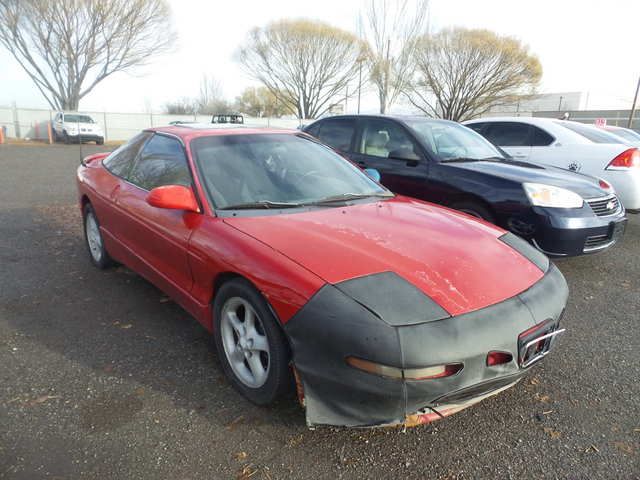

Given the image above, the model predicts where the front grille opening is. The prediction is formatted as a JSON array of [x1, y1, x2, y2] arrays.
[[584, 233, 612, 252], [587, 195, 620, 217]]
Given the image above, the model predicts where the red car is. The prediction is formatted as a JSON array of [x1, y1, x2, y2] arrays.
[[77, 125, 568, 427]]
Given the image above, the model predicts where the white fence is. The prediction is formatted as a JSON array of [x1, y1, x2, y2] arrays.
[[0, 105, 304, 142]]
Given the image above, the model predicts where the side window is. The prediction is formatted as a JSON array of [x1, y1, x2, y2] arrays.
[[484, 122, 531, 147], [129, 134, 191, 191], [103, 132, 151, 178], [531, 126, 554, 146], [466, 122, 486, 134], [304, 122, 321, 138], [317, 118, 355, 152], [358, 119, 419, 159]]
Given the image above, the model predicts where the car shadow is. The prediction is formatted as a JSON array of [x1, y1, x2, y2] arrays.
[[1, 204, 306, 435]]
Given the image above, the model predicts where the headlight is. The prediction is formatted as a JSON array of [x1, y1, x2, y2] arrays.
[[523, 183, 584, 208]]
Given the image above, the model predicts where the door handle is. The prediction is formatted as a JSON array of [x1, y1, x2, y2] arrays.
[[356, 160, 367, 167], [406, 159, 419, 167]]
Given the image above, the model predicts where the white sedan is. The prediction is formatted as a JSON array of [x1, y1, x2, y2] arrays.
[[464, 117, 640, 210]]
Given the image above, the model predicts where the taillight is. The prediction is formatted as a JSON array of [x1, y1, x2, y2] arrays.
[[346, 356, 463, 380], [486, 351, 513, 366], [606, 148, 640, 170]]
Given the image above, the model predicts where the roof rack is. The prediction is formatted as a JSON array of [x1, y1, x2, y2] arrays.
[[212, 114, 244, 124]]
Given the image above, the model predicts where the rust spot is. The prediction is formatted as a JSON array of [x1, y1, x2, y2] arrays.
[[292, 365, 305, 407]]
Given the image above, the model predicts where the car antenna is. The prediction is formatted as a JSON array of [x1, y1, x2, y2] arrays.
[[78, 117, 84, 166]]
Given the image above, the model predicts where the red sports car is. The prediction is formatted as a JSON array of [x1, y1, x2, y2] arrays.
[[77, 125, 568, 427]]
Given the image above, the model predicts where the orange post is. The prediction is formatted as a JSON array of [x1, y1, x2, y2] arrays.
[[47, 122, 53, 144], [0, 126, 5, 145]]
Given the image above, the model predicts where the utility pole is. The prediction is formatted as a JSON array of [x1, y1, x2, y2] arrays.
[[382, 38, 391, 114], [627, 75, 640, 129]]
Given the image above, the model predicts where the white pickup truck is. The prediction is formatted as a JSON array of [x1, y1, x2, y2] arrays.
[[52, 112, 104, 145]]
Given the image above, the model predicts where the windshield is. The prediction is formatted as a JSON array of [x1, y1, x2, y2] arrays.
[[191, 133, 389, 209], [555, 121, 622, 144], [405, 120, 505, 161], [608, 128, 640, 143], [64, 114, 94, 123]]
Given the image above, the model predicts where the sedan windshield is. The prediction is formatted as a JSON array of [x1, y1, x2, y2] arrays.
[[191, 133, 390, 209], [405, 119, 505, 161]]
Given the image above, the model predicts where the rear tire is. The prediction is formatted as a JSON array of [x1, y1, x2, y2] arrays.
[[451, 201, 495, 223], [82, 203, 114, 269], [213, 278, 292, 405]]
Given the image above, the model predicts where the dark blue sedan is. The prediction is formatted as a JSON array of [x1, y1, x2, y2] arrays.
[[304, 115, 627, 257]]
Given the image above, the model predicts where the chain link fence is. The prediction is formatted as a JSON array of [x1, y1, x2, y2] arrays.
[[0, 105, 304, 142]]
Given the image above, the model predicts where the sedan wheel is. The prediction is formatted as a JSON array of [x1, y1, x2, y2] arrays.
[[83, 204, 114, 269], [220, 297, 270, 388], [213, 279, 292, 405]]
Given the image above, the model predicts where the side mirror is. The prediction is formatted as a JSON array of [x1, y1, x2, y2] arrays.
[[364, 168, 381, 182], [146, 185, 199, 213]]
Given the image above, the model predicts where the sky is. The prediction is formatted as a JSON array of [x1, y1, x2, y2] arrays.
[[1, 0, 639, 113]]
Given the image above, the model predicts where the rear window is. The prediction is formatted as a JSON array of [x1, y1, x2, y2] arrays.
[[555, 121, 622, 143], [608, 128, 640, 143]]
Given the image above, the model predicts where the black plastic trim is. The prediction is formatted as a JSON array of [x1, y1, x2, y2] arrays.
[[499, 232, 550, 272]]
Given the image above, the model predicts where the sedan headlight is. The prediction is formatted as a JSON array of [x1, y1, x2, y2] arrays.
[[523, 183, 584, 208]]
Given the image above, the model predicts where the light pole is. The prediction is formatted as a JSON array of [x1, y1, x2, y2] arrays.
[[627, 75, 640, 129]]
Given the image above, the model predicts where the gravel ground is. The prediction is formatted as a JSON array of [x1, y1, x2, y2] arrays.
[[0, 144, 638, 480]]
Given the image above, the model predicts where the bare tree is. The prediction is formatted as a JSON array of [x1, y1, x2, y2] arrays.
[[195, 75, 227, 113], [406, 28, 542, 121], [164, 97, 196, 115], [360, 0, 429, 114], [0, 0, 174, 111], [237, 19, 365, 119]]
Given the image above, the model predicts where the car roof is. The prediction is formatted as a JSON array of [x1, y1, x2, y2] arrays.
[[146, 124, 296, 141], [308, 114, 458, 126]]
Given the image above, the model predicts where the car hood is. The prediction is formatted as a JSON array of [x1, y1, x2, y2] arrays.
[[442, 159, 606, 199], [223, 197, 544, 317]]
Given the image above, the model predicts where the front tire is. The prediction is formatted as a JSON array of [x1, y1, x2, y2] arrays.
[[96, 138, 104, 145], [451, 201, 495, 223], [63, 131, 70, 144], [82, 203, 114, 269], [213, 278, 292, 405]]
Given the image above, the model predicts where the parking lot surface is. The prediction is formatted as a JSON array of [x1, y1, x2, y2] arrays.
[[1, 145, 638, 479]]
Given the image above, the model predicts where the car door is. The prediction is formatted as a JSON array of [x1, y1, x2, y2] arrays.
[[115, 133, 197, 301], [483, 122, 532, 160], [98, 132, 153, 242], [350, 118, 428, 198], [528, 125, 556, 163]]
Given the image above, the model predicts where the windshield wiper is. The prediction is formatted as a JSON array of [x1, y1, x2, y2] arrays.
[[219, 200, 303, 210], [305, 192, 393, 205]]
